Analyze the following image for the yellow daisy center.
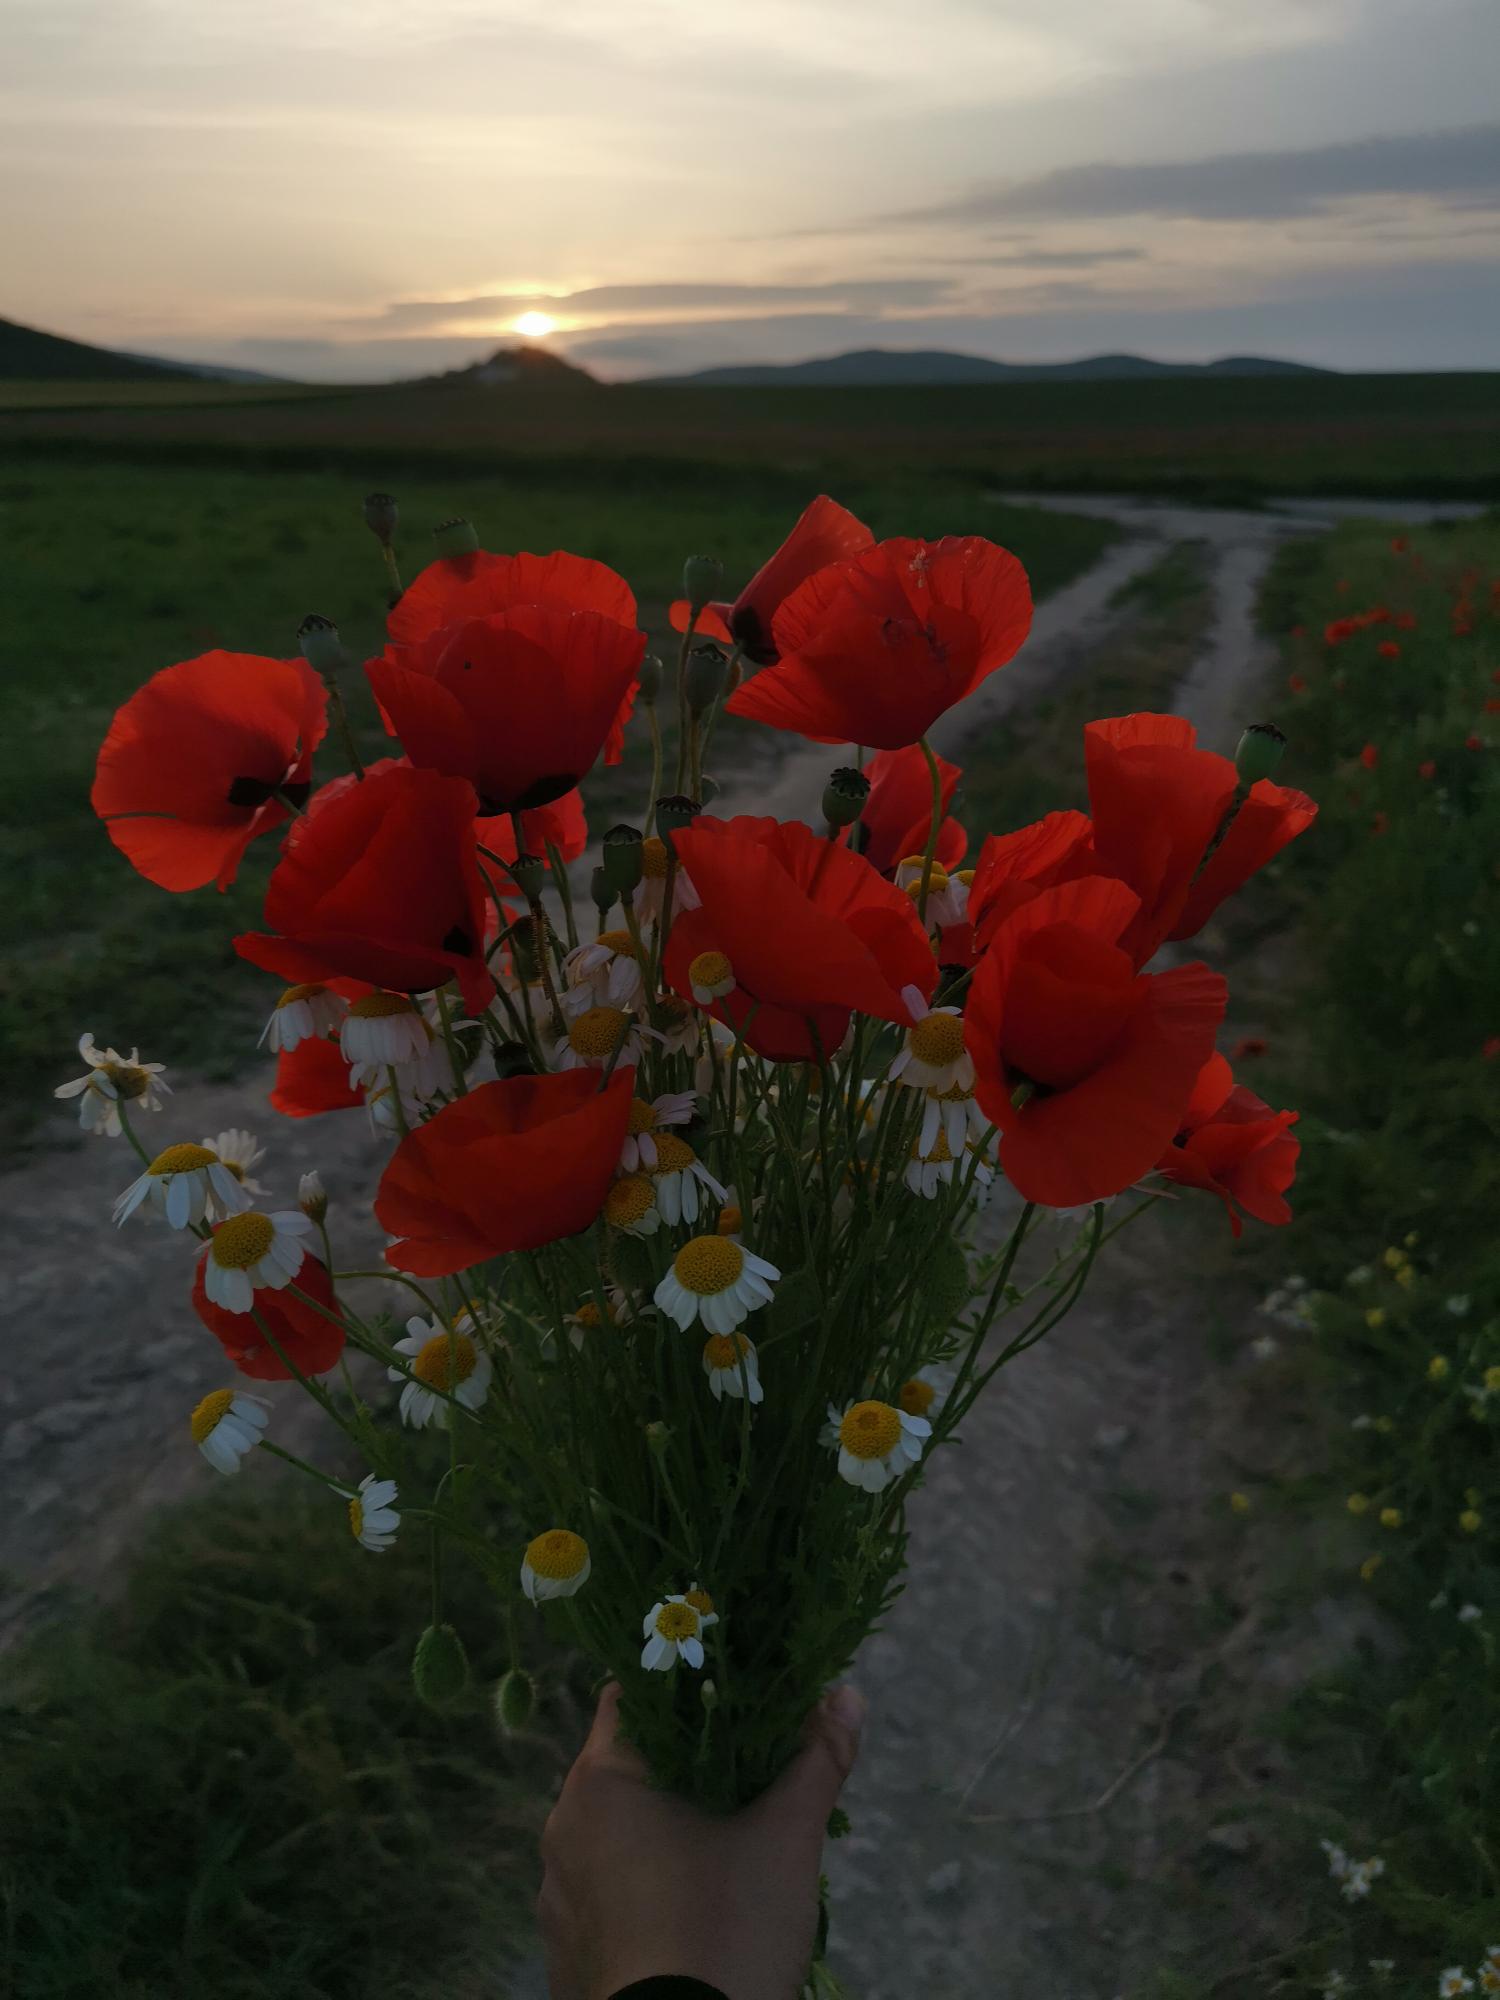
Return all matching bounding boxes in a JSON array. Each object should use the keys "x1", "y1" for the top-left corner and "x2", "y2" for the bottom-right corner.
[
  {"x1": 277, "y1": 982, "x2": 326, "y2": 1008},
  {"x1": 640, "y1": 836, "x2": 670, "y2": 879},
  {"x1": 149, "y1": 1142, "x2": 218, "y2": 1176},
  {"x1": 913, "y1": 1128, "x2": 954, "y2": 1163},
  {"x1": 899, "y1": 855, "x2": 949, "y2": 887},
  {"x1": 899, "y1": 1377, "x2": 936, "y2": 1417},
  {"x1": 655, "y1": 1601, "x2": 700, "y2": 1641},
  {"x1": 716, "y1": 1204, "x2": 743, "y2": 1237},
  {"x1": 627, "y1": 1098, "x2": 658, "y2": 1135},
  {"x1": 604, "y1": 1174, "x2": 655, "y2": 1227},
  {"x1": 347, "y1": 1496, "x2": 365, "y2": 1539},
  {"x1": 526, "y1": 1528, "x2": 588, "y2": 1580},
  {"x1": 412, "y1": 1330, "x2": 478, "y2": 1388},
  {"x1": 908, "y1": 1011, "x2": 965, "y2": 1066},
  {"x1": 572, "y1": 1301, "x2": 605, "y2": 1330},
  {"x1": 927, "y1": 1080, "x2": 973, "y2": 1105},
  {"x1": 840, "y1": 1400, "x2": 902, "y2": 1459},
  {"x1": 100, "y1": 1062, "x2": 151, "y2": 1099},
  {"x1": 684, "y1": 1587, "x2": 715, "y2": 1617},
  {"x1": 673, "y1": 1236, "x2": 745, "y2": 1296},
  {"x1": 704, "y1": 1333, "x2": 752, "y2": 1370},
  {"x1": 211, "y1": 1211, "x2": 275, "y2": 1269},
  {"x1": 597, "y1": 927, "x2": 639, "y2": 958},
  {"x1": 348, "y1": 991, "x2": 418, "y2": 1018},
  {"x1": 189, "y1": 1387, "x2": 235, "y2": 1442},
  {"x1": 689, "y1": 949, "x2": 733, "y2": 988},
  {"x1": 650, "y1": 1132, "x2": 696, "y2": 1175},
  {"x1": 568, "y1": 1006, "x2": 631, "y2": 1059},
  {"x1": 223, "y1": 1158, "x2": 248, "y2": 1182},
  {"x1": 953, "y1": 869, "x2": 975, "y2": 886}
]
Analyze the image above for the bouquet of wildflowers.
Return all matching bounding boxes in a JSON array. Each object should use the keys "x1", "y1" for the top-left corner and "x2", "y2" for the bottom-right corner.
[{"x1": 69, "y1": 493, "x2": 1316, "y2": 1814}]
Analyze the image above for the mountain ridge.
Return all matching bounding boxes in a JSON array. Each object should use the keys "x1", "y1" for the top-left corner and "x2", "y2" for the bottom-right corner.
[{"x1": 638, "y1": 346, "x2": 1335, "y2": 388}]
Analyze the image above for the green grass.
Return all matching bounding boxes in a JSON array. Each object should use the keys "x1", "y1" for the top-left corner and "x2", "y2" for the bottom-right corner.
[
  {"x1": 0, "y1": 379, "x2": 336, "y2": 412},
  {"x1": 1, "y1": 458, "x2": 1113, "y2": 1147},
  {"x1": 0, "y1": 1485, "x2": 575, "y2": 2000},
  {"x1": 6, "y1": 372, "x2": 1498, "y2": 500}
]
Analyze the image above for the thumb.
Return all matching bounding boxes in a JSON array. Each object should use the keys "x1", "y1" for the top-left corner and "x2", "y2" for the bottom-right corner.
[{"x1": 751, "y1": 1684, "x2": 865, "y2": 1837}]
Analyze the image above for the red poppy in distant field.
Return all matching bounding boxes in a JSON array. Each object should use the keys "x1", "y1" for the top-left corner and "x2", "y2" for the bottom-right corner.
[
  {"x1": 1155, "y1": 1053, "x2": 1300, "y2": 1235},
  {"x1": 192, "y1": 1244, "x2": 346, "y2": 1379},
  {"x1": 1230, "y1": 1035, "x2": 1268, "y2": 1061},
  {"x1": 724, "y1": 537, "x2": 1032, "y2": 750},
  {"x1": 1359, "y1": 743, "x2": 1380, "y2": 770},
  {"x1": 965, "y1": 876, "x2": 1228, "y2": 1208},
  {"x1": 1466, "y1": 732, "x2": 1484, "y2": 751},
  {"x1": 1288, "y1": 672, "x2": 1308, "y2": 694},
  {"x1": 1371, "y1": 810, "x2": 1389, "y2": 836},
  {"x1": 1486, "y1": 698, "x2": 1500, "y2": 716},
  {"x1": 1394, "y1": 611, "x2": 1417, "y2": 631},
  {"x1": 91, "y1": 652, "x2": 328, "y2": 891},
  {"x1": 665, "y1": 814, "x2": 936, "y2": 1062},
  {"x1": 1484, "y1": 1036, "x2": 1500, "y2": 1062},
  {"x1": 849, "y1": 744, "x2": 967, "y2": 875},
  {"x1": 1324, "y1": 619, "x2": 1357, "y2": 647},
  {"x1": 1289, "y1": 624, "x2": 1307, "y2": 638},
  {"x1": 236, "y1": 763, "x2": 491, "y2": 1010},
  {"x1": 668, "y1": 495, "x2": 875, "y2": 665},
  {"x1": 1377, "y1": 641, "x2": 1401, "y2": 660},
  {"x1": 269, "y1": 1034, "x2": 365, "y2": 1118},
  {"x1": 368, "y1": 605, "x2": 644, "y2": 812},
  {"x1": 475, "y1": 786, "x2": 588, "y2": 866},
  {"x1": 1082, "y1": 715, "x2": 1317, "y2": 962},
  {"x1": 1418, "y1": 759, "x2": 1436, "y2": 780},
  {"x1": 377, "y1": 1069, "x2": 635, "y2": 1275},
  {"x1": 1390, "y1": 536, "x2": 1408, "y2": 555}
]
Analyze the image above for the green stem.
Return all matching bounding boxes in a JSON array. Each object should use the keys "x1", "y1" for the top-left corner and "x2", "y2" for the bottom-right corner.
[
  {"x1": 916, "y1": 736, "x2": 943, "y2": 927},
  {"x1": 323, "y1": 676, "x2": 365, "y2": 780},
  {"x1": 545, "y1": 840, "x2": 580, "y2": 952}
]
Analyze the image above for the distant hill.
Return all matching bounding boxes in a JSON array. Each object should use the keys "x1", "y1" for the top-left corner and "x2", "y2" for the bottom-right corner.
[
  {"x1": 643, "y1": 347, "x2": 1335, "y2": 388},
  {"x1": 427, "y1": 344, "x2": 598, "y2": 390},
  {"x1": 0, "y1": 314, "x2": 287, "y2": 384}
]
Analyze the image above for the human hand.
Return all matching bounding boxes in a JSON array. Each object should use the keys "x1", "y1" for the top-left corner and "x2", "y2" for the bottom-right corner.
[{"x1": 537, "y1": 1680, "x2": 865, "y2": 2000}]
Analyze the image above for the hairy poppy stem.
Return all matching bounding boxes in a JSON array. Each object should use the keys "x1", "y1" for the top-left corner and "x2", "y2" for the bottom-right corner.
[
  {"x1": 673, "y1": 614, "x2": 697, "y2": 794},
  {"x1": 916, "y1": 736, "x2": 943, "y2": 926},
  {"x1": 324, "y1": 677, "x2": 365, "y2": 781}
]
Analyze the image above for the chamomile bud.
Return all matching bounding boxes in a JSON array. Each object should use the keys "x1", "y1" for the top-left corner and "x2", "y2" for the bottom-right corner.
[{"x1": 297, "y1": 1170, "x2": 327, "y2": 1223}]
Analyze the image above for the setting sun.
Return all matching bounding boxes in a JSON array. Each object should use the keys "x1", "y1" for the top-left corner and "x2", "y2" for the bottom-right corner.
[{"x1": 513, "y1": 310, "x2": 556, "y2": 339}]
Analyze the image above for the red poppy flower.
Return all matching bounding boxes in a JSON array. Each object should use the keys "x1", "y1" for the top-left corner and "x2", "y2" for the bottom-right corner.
[
  {"x1": 1288, "y1": 672, "x2": 1308, "y2": 694},
  {"x1": 475, "y1": 786, "x2": 588, "y2": 867},
  {"x1": 192, "y1": 1245, "x2": 345, "y2": 1380},
  {"x1": 236, "y1": 763, "x2": 491, "y2": 1011},
  {"x1": 849, "y1": 744, "x2": 967, "y2": 875},
  {"x1": 664, "y1": 814, "x2": 937, "y2": 1063},
  {"x1": 376, "y1": 1068, "x2": 635, "y2": 1275},
  {"x1": 1466, "y1": 732, "x2": 1484, "y2": 751},
  {"x1": 1323, "y1": 619, "x2": 1356, "y2": 647},
  {"x1": 1390, "y1": 536, "x2": 1408, "y2": 555},
  {"x1": 1483, "y1": 1036, "x2": 1500, "y2": 1062},
  {"x1": 1394, "y1": 611, "x2": 1417, "y2": 631},
  {"x1": 92, "y1": 652, "x2": 328, "y2": 891},
  {"x1": 1082, "y1": 715, "x2": 1316, "y2": 961},
  {"x1": 368, "y1": 604, "x2": 644, "y2": 813},
  {"x1": 1155, "y1": 1053, "x2": 1299, "y2": 1235},
  {"x1": 724, "y1": 537, "x2": 1032, "y2": 751},
  {"x1": 668, "y1": 495, "x2": 875, "y2": 665},
  {"x1": 1377, "y1": 641, "x2": 1401, "y2": 660},
  {"x1": 965, "y1": 876, "x2": 1228, "y2": 1208},
  {"x1": 269, "y1": 1035, "x2": 365, "y2": 1118},
  {"x1": 1418, "y1": 759, "x2": 1436, "y2": 780},
  {"x1": 1370, "y1": 810, "x2": 1389, "y2": 836},
  {"x1": 1359, "y1": 743, "x2": 1380, "y2": 770},
  {"x1": 965, "y1": 811, "x2": 1096, "y2": 955}
]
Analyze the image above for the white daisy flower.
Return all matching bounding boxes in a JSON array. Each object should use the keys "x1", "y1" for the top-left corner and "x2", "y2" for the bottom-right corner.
[
  {"x1": 1320, "y1": 1839, "x2": 1350, "y2": 1882},
  {"x1": 563, "y1": 929, "x2": 646, "y2": 1013},
  {"x1": 653, "y1": 1235, "x2": 780, "y2": 1335},
  {"x1": 703, "y1": 1332, "x2": 763, "y2": 1403},
  {"x1": 1457, "y1": 1602, "x2": 1484, "y2": 1624},
  {"x1": 633, "y1": 835, "x2": 700, "y2": 925},
  {"x1": 889, "y1": 985, "x2": 974, "y2": 1094},
  {"x1": 641, "y1": 1593, "x2": 710, "y2": 1672},
  {"x1": 827, "y1": 1397, "x2": 930, "y2": 1493},
  {"x1": 298, "y1": 1170, "x2": 328, "y2": 1222},
  {"x1": 189, "y1": 1387, "x2": 269, "y2": 1474},
  {"x1": 54, "y1": 1033, "x2": 169, "y2": 1137},
  {"x1": 346, "y1": 1473, "x2": 400, "y2": 1552},
  {"x1": 202, "y1": 1127, "x2": 267, "y2": 1199},
  {"x1": 114, "y1": 1140, "x2": 252, "y2": 1230},
  {"x1": 388, "y1": 1313, "x2": 493, "y2": 1429},
  {"x1": 259, "y1": 982, "x2": 346, "y2": 1053},
  {"x1": 918, "y1": 1081, "x2": 988, "y2": 1157},
  {"x1": 1438, "y1": 1971, "x2": 1475, "y2": 1997},
  {"x1": 896, "y1": 1367, "x2": 946, "y2": 1425},
  {"x1": 904, "y1": 1126, "x2": 992, "y2": 1201},
  {"x1": 520, "y1": 1528, "x2": 591, "y2": 1602},
  {"x1": 603, "y1": 1173, "x2": 663, "y2": 1237},
  {"x1": 1340, "y1": 1855, "x2": 1384, "y2": 1901},
  {"x1": 648, "y1": 1133, "x2": 727, "y2": 1226},
  {"x1": 565, "y1": 1289, "x2": 631, "y2": 1341},
  {"x1": 340, "y1": 992, "x2": 433, "y2": 1071},
  {"x1": 202, "y1": 1209, "x2": 314, "y2": 1314},
  {"x1": 687, "y1": 948, "x2": 736, "y2": 1005},
  {"x1": 619, "y1": 1090, "x2": 698, "y2": 1172},
  {"x1": 657, "y1": 994, "x2": 701, "y2": 1057},
  {"x1": 894, "y1": 855, "x2": 966, "y2": 929},
  {"x1": 365, "y1": 1074, "x2": 434, "y2": 1135},
  {"x1": 553, "y1": 1004, "x2": 651, "y2": 1072}
]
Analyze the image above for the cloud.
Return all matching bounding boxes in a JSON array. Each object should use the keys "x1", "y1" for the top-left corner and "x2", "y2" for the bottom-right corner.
[
  {"x1": 359, "y1": 279, "x2": 954, "y2": 332},
  {"x1": 870, "y1": 123, "x2": 1500, "y2": 228},
  {"x1": 975, "y1": 247, "x2": 1145, "y2": 268}
]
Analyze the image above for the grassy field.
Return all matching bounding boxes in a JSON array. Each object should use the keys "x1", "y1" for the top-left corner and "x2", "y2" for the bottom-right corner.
[
  {"x1": 3, "y1": 370, "x2": 1499, "y2": 501},
  {"x1": 0, "y1": 456, "x2": 1114, "y2": 1149},
  {"x1": 0, "y1": 379, "x2": 337, "y2": 412}
]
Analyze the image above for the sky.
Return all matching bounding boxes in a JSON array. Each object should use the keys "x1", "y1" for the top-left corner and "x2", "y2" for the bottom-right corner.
[{"x1": 2, "y1": 0, "x2": 1498, "y2": 381}]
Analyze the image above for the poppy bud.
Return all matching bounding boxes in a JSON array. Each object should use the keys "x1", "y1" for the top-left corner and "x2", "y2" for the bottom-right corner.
[
  {"x1": 1235, "y1": 723, "x2": 1287, "y2": 787},
  {"x1": 297, "y1": 614, "x2": 345, "y2": 678},
  {"x1": 645, "y1": 1419, "x2": 672, "y2": 1454},
  {"x1": 507, "y1": 914, "x2": 544, "y2": 984},
  {"x1": 362, "y1": 492, "x2": 398, "y2": 546},
  {"x1": 412, "y1": 1623, "x2": 470, "y2": 1708},
  {"x1": 682, "y1": 554, "x2": 723, "y2": 613},
  {"x1": 699, "y1": 774, "x2": 720, "y2": 805},
  {"x1": 494, "y1": 1666, "x2": 536, "y2": 1733},
  {"x1": 601, "y1": 824, "x2": 645, "y2": 896},
  {"x1": 654, "y1": 795, "x2": 699, "y2": 850},
  {"x1": 684, "y1": 645, "x2": 728, "y2": 717},
  {"x1": 433, "y1": 516, "x2": 480, "y2": 559},
  {"x1": 822, "y1": 766, "x2": 870, "y2": 830},
  {"x1": 492, "y1": 1038, "x2": 536, "y2": 1079},
  {"x1": 297, "y1": 1170, "x2": 327, "y2": 1224},
  {"x1": 509, "y1": 852, "x2": 547, "y2": 901},
  {"x1": 591, "y1": 865, "x2": 615, "y2": 920},
  {"x1": 637, "y1": 653, "x2": 664, "y2": 704}
]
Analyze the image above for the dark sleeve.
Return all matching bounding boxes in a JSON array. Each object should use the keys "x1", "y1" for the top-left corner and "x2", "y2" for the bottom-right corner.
[{"x1": 608, "y1": 1981, "x2": 729, "y2": 2000}]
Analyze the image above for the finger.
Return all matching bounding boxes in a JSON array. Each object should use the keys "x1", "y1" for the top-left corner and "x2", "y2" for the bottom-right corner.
[
  {"x1": 748, "y1": 1684, "x2": 864, "y2": 1836},
  {"x1": 578, "y1": 1680, "x2": 650, "y2": 1780}
]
